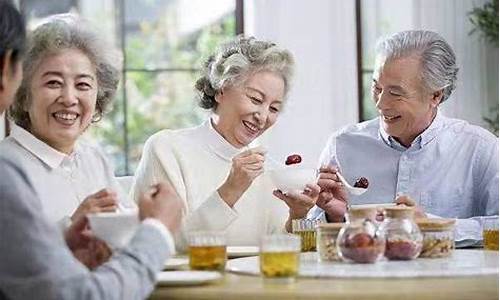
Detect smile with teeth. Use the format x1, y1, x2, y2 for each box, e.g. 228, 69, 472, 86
243, 120, 261, 133
53, 112, 79, 123
382, 115, 400, 121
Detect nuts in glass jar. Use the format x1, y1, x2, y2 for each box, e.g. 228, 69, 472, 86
317, 223, 343, 262
416, 218, 455, 258
420, 237, 454, 258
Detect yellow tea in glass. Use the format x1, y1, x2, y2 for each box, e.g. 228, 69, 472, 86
188, 232, 227, 271
483, 217, 499, 251
292, 219, 321, 252
260, 234, 301, 282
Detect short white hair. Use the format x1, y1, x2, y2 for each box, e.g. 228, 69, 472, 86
376, 30, 459, 103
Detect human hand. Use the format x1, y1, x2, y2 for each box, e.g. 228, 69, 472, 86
65, 215, 112, 270
273, 183, 320, 219
138, 182, 184, 233
394, 195, 426, 218
316, 166, 349, 222
218, 147, 266, 207
71, 188, 118, 222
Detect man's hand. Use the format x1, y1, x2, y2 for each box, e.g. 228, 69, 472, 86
65, 216, 112, 270
139, 182, 184, 233
218, 147, 266, 207
71, 188, 118, 222
316, 166, 349, 222
394, 195, 426, 218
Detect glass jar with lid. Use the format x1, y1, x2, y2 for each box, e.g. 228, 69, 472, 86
292, 219, 322, 252
379, 206, 423, 260
416, 218, 455, 258
316, 223, 343, 262
337, 207, 385, 263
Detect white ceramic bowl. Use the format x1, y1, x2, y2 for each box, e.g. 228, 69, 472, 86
87, 211, 139, 249
269, 167, 317, 193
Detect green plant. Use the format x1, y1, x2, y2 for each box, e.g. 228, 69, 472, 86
468, 0, 498, 46
469, 0, 499, 135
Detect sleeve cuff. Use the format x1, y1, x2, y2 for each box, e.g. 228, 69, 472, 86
142, 218, 176, 255
186, 191, 238, 231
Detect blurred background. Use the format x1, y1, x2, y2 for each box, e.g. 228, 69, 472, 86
1, 0, 497, 175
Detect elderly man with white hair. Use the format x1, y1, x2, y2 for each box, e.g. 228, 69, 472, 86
310, 30, 498, 246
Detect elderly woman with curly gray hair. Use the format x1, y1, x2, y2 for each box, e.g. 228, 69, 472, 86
0, 14, 136, 229
130, 36, 320, 250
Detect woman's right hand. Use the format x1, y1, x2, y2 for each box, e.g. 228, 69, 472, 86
218, 147, 266, 207
71, 188, 118, 222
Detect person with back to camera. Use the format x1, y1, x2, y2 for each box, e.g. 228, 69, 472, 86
0, 2, 184, 299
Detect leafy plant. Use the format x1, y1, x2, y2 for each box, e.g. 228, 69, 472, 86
468, 0, 498, 46
468, 0, 499, 135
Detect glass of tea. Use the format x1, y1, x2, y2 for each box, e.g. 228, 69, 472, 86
259, 234, 301, 283
482, 216, 499, 251
188, 231, 227, 271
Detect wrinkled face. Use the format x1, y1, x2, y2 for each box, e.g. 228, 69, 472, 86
372, 55, 440, 147
214, 70, 285, 148
27, 48, 97, 154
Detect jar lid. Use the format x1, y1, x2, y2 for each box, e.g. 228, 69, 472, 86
292, 219, 322, 232
348, 206, 377, 220
384, 206, 414, 218
317, 223, 344, 231
416, 218, 456, 231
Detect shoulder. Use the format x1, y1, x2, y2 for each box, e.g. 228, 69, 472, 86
0, 155, 30, 189
328, 118, 379, 143
0, 136, 34, 164
144, 125, 204, 153
443, 116, 498, 146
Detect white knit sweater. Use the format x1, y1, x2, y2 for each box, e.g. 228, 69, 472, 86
130, 118, 289, 250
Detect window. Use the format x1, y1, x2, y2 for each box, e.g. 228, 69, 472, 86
357, 0, 415, 121
19, 0, 242, 175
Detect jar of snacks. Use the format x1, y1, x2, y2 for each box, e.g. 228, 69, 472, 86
316, 223, 343, 262
416, 218, 455, 258
337, 207, 385, 263
379, 206, 423, 260
292, 219, 321, 252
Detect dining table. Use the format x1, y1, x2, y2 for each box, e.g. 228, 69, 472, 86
150, 249, 499, 300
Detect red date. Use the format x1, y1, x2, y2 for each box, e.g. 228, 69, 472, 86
353, 177, 369, 189
285, 154, 302, 165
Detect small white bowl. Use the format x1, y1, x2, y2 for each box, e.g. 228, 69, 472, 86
269, 167, 317, 193
87, 211, 139, 249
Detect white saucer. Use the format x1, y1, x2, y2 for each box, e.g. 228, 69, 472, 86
227, 246, 259, 258
164, 257, 189, 270
156, 271, 222, 286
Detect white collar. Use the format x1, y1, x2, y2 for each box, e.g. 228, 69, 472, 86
379, 109, 444, 150
10, 123, 77, 169
199, 115, 260, 161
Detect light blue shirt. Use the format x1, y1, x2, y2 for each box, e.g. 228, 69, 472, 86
309, 111, 499, 245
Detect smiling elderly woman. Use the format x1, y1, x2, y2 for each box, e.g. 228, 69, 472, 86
130, 36, 320, 250
0, 14, 135, 229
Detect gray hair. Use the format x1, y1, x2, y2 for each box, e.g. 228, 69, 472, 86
9, 14, 121, 129
376, 30, 458, 103
195, 36, 295, 110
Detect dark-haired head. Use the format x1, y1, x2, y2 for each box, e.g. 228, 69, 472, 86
0, 0, 26, 112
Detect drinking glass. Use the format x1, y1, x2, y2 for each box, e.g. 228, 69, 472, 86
483, 216, 499, 251
188, 231, 227, 271
259, 234, 301, 283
